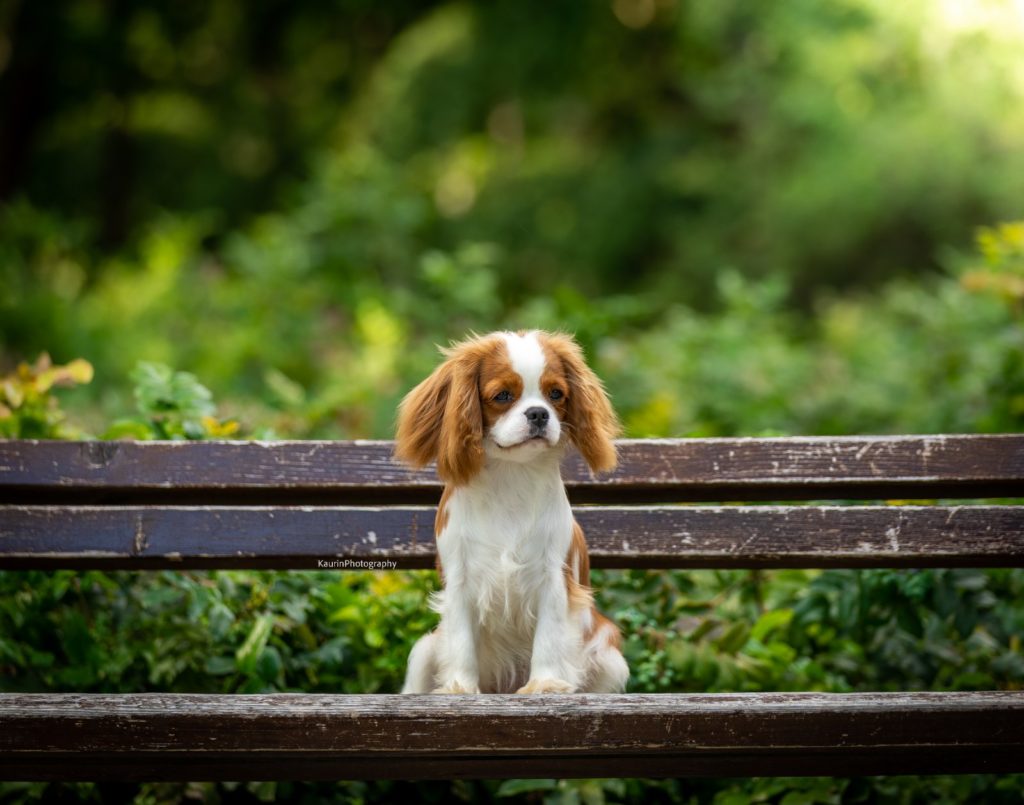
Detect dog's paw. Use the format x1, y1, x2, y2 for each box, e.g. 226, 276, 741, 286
432, 681, 480, 694
516, 678, 575, 694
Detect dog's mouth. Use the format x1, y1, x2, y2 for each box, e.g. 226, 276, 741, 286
495, 434, 551, 450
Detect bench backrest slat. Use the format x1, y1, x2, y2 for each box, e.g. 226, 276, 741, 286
2, 435, 1022, 504
3, 504, 1021, 570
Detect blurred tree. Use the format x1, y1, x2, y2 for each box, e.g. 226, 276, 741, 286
3, 0, 1023, 297
0, 0, 440, 247
2, 0, 1023, 433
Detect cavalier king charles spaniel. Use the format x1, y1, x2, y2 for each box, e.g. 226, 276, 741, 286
395, 330, 629, 694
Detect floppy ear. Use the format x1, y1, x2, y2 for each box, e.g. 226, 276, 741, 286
394, 358, 453, 471
394, 342, 485, 486
548, 333, 620, 473
436, 349, 485, 485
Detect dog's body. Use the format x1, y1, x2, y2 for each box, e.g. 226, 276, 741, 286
395, 330, 629, 694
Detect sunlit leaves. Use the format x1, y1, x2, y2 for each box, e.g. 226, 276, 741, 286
101, 361, 239, 440
0, 354, 94, 438
962, 221, 1024, 309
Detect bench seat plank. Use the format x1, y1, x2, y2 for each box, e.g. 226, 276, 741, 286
2, 504, 1022, 569
1, 691, 1021, 780
3, 435, 1022, 504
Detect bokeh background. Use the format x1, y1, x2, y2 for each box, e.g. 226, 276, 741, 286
2, 1, 1024, 802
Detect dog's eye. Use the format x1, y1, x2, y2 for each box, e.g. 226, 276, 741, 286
494, 390, 514, 403
549, 388, 565, 401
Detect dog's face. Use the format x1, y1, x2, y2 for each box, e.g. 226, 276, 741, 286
480, 331, 567, 458
395, 330, 620, 485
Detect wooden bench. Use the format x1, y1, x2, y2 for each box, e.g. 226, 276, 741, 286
1, 435, 1023, 781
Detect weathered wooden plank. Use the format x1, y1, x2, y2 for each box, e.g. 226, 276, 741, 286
2, 436, 1022, 504
1, 504, 1021, 569
2, 692, 1021, 780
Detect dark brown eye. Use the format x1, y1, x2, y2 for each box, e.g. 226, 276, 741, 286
549, 388, 564, 401
494, 390, 514, 403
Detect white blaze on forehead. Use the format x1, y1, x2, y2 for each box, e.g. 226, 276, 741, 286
501, 331, 545, 394
487, 330, 561, 454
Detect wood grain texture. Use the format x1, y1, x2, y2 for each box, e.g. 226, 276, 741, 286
2, 504, 1022, 569
2, 692, 1021, 780
2, 435, 1022, 504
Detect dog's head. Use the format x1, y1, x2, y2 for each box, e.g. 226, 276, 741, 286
395, 330, 620, 485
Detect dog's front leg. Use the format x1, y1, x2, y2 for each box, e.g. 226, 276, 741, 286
434, 577, 481, 694
517, 569, 580, 694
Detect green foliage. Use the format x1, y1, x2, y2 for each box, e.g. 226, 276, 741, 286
6, 1, 1024, 432
961, 221, 1024, 312
0, 569, 437, 697
0, 354, 93, 439
611, 567, 1024, 696
102, 362, 240, 440
619, 262, 1024, 438
9, 0, 1024, 301
5, 216, 1023, 443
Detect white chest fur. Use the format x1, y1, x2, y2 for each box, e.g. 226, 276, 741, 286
438, 457, 573, 621
433, 456, 577, 690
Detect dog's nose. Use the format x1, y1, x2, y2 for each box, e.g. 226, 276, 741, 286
525, 407, 549, 428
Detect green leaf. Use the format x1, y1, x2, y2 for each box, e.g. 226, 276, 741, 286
236, 614, 273, 674
208, 603, 235, 640
895, 606, 923, 639
101, 419, 154, 440
256, 645, 283, 684
204, 655, 236, 676
750, 609, 793, 642
60, 611, 95, 666
497, 779, 558, 797
714, 791, 754, 805
265, 368, 306, 409
778, 790, 817, 805
716, 621, 750, 654
689, 618, 720, 642
131, 361, 217, 422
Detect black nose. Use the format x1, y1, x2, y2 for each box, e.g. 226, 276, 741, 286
525, 407, 549, 429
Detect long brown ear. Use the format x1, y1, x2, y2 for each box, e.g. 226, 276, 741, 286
394, 340, 485, 485
546, 333, 620, 473
394, 358, 453, 471
436, 346, 485, 485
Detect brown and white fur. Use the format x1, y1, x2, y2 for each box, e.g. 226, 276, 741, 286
395, 330, 629, 695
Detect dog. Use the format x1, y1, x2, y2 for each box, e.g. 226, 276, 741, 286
394, 330, 629, 694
